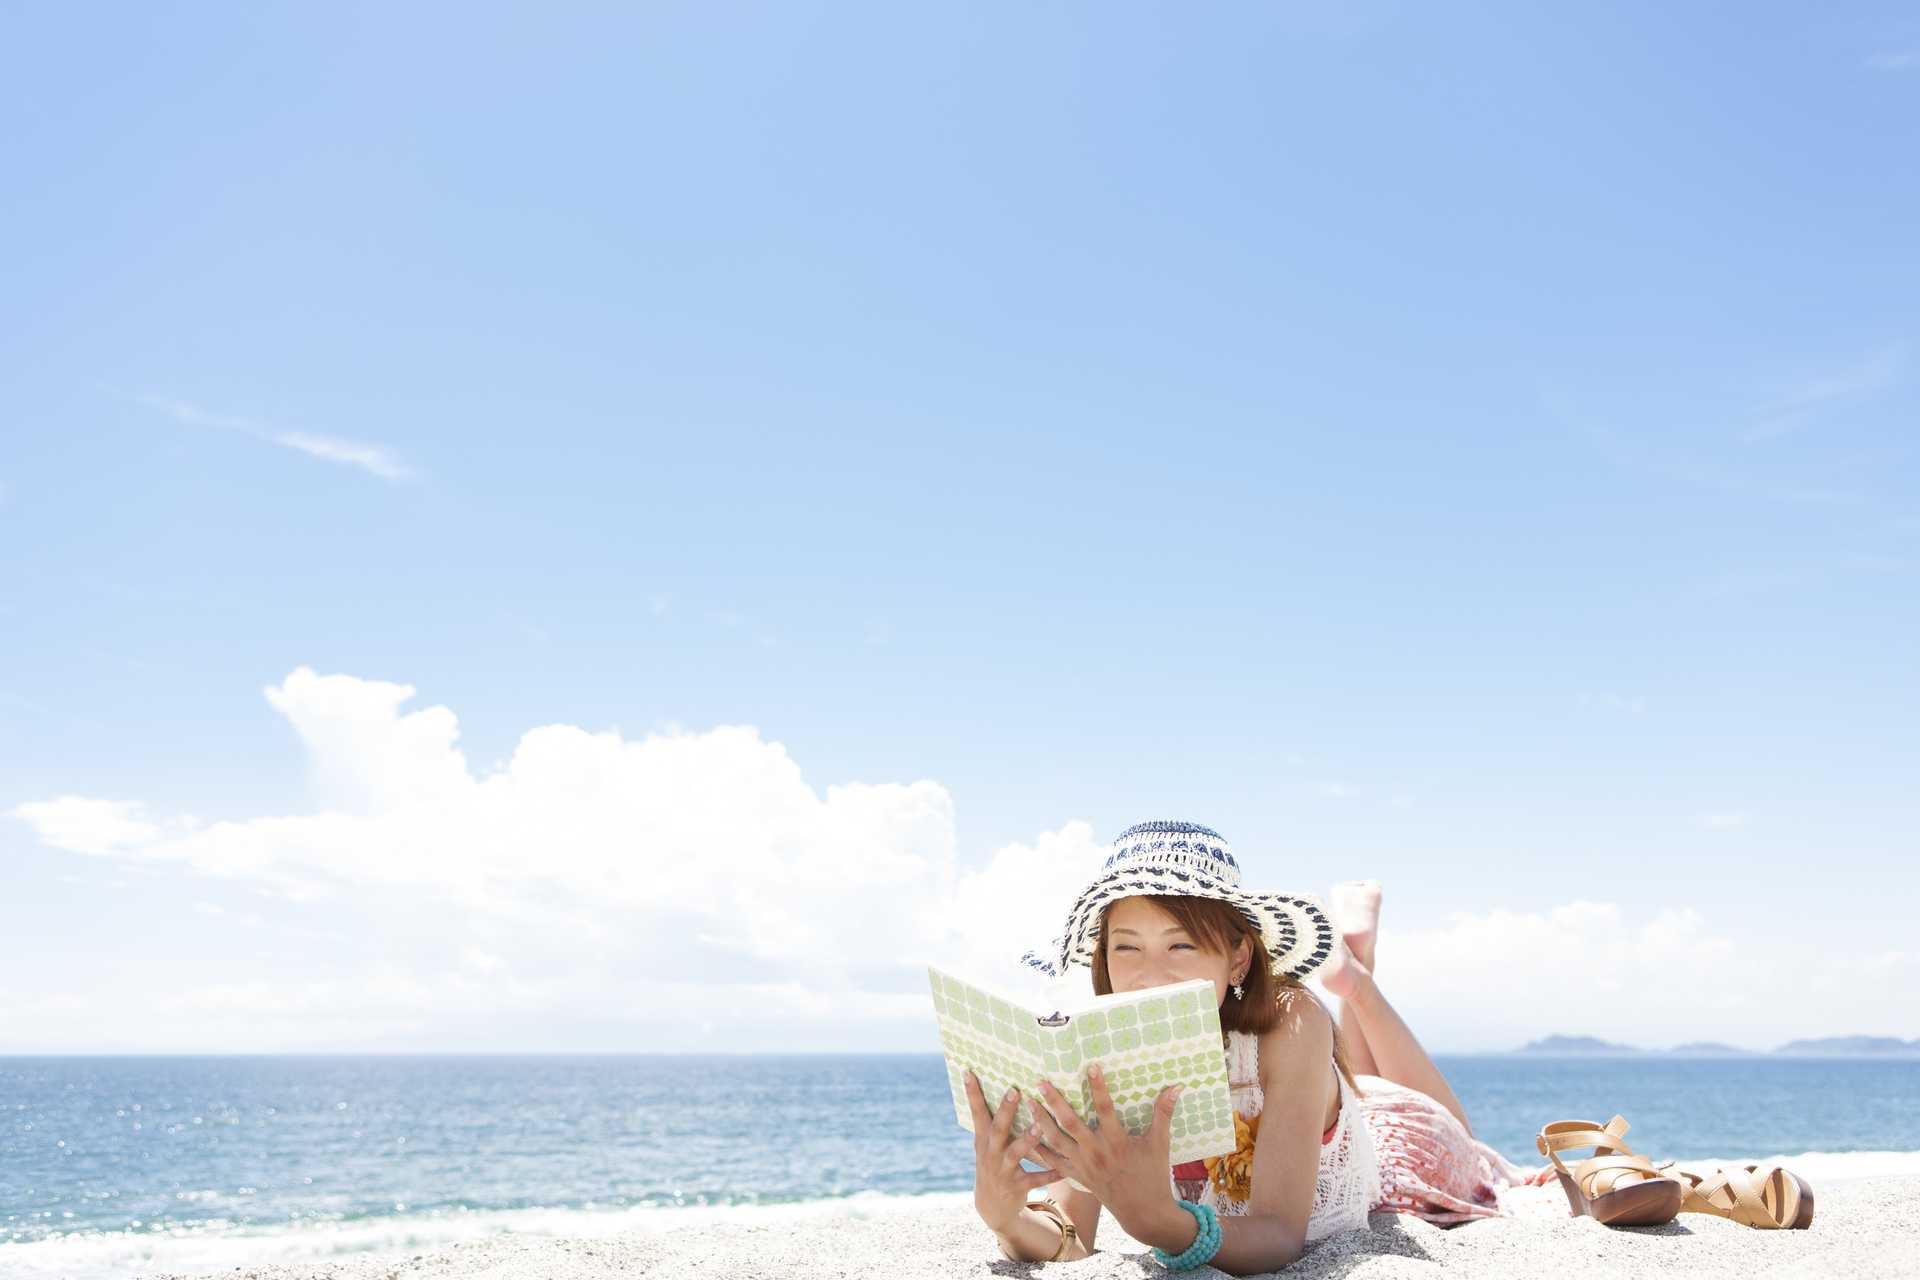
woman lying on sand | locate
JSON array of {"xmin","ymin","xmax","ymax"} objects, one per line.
[{"xmin": 965, "ymin": 819, "xmax": 1544, "ymax": 1275}]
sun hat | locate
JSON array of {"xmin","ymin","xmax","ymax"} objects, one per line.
[{"xmin": 1020, "ymin": 820, "xmax": 1335, "ymax": 981}]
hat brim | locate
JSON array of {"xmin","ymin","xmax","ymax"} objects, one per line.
[{"xmin": 1020, "ymin": 866, "xmax": 1334, "ymax": 982}]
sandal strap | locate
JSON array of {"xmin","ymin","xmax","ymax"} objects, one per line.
[
  {"xmin": 1564, "ymin": 1152, "xmax": 1670, "ymax": 1197},
  {"xmin": 1535, "ymin": 1115, "xmax": 1635, "ymax": 1174},
  {"xmin": 1675, "ymin": 1163, "xmax": 1802, "ymax": 1228}
]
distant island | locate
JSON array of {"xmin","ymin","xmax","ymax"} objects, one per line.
[
  {"xmin": 1774, "ymin": 1035, "xmax": 1920, "ymax": 1057},
  {"xmin": 1510, "ymin": 1033, "xmax": 1920, "ymax": 1057},
  {"xmin": 1667, "ymin": 1042, "xmax": 1754, "ymax": 1056},
  {"xmin": 1518, "ymin": 1034, "xmax": 1645, "ymax": 1056}
]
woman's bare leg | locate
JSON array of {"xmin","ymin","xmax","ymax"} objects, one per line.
[
  {"xmin": 1320, "ymin": 882, "xmax": 1472, "ymax": 1133},
  {"xmin": 1327, "ymin": 944, "xmax": 1379, "ymax": 1078},
  {"xmin": 1334, "ymin": 987, "xmax": 1380, "ymax": 1077},
  {"xmin": 1338, "ymin": 966, "xmax": 1472, "ymax": 1133},
  {"xmin": 1325, "ymin": 882, "xmax": 1382, "ymax": 1077}
]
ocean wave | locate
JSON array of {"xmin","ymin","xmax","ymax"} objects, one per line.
[{"xmin": 0, "ymin": 1190, "xmax": 977, "ymax": 1280}]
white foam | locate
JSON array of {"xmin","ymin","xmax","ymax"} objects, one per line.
[
  {"xmin": 0, "ymin": 1192, "xmax": 976, "ymax": 1280},
  {"xmin": 1666, "ymin": 1150, "xmax": 1920, "ymax": 1183}
]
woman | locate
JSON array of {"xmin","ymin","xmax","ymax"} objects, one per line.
[{"xmin": 964, "ymin": 820, "xmax": 1537, "ymax": 1274}]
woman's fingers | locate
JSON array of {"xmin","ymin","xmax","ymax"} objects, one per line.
[
  {"xmin": 1003, "ymin": 1127, "xmax": 1042, "ymax": 1163},
  {"xmin": 1087, "ymin": 1064, "xmax": 1120, "ymax": 1131},
  {"xmin": 1039, "ymin": 1079, "xmax": 1095, "ymax": 1145},
  {"xmin": 1003, "ymin": 1127, "xmax": 1049, "ymax": 1172},
  {"xmin": 962, "ymin": 1070, "xmax": 990, "ymax": 1136},
  {"xmin": 992, "ymin": 1085, "xmax": 1022, "ymax": 1143},
  {"xmin": 1147, "ymin": 1085, "xmax": 1184, "ymax": 1159},
  {"xmin": 1027, "ymin": 1098, "xmax": 1081, "ymax": 1175},
  {"xmin": 1026, "ymin": 1094, "xmax": 1064, "ymax": 1145},
  {"xmin": 965, "ymin": 1071, "xmax": 1025, "ymax": 1162}
]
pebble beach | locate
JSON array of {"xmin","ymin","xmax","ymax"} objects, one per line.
[{"xmin": 147, "ymin": 1173, "xmax": 1920, "ymax": 1280}]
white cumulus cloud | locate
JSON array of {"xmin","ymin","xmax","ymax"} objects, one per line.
[
  {"xmin": 16, "ymin": 670, "xmax": 1909, "ymax": 1054},
  {"xmin": 12, "ymin": 796, "xmax": 161, "ymax": 855},
  {"xmin": 8, "ymin": 668, "xmax": 1102, "ymax": 1049},
  {"xmin": 1338, "ymin": 901, "xmax": 1915, "ymax": 1052}
]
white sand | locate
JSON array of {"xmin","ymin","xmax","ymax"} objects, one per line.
[{"xmin": 151, "ymin": 1175, "xmax": 1920, "ymax": 1280}]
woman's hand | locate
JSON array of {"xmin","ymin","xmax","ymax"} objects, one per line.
[
  {"xmin": 962, "ymin": 1069, "xmax": 1056, "ymax": 1233},
  {"xmin": 1026, "ymin": 1064, "xmax": 1189, "ymax": 1244}
]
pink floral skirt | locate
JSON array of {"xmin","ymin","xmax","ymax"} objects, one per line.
[{"xmin": 1356, "ymin": 1076, "xmax": 1552, "ymax": 1225}]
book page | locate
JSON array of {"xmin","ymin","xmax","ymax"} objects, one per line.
[
  {"xmin": 1044, "ymin": 982, "xmax": 1238, "ymax": 1166},
  {"xmin": 928, "ymin": 966, "xmax": 1051, "ymax": 1141},
  {"xmin": 929, "ymin": 968, "xmax": 1237, "ymax": 1167}
]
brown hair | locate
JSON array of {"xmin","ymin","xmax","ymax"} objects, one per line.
[{"xmin": 1091, "ymin": 894, "xmax": 1358, "ymax": 1090}]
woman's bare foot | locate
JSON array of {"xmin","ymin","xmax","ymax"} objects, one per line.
[
  {"xmin": 1329, "ymin": 879, "xmax": 1382, "ymax": 972},
  {"xmin": 1317, "ymin": 933, "xmax": 1375, "ymax": 1001}
]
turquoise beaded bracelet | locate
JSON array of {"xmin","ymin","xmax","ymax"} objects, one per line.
[{"xmin": 1151, "ymin": 1198, "xmax": 1222, "ymax": 1271}]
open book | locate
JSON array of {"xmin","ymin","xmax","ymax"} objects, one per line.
[{"xmin": 928, "ymin": 965, "xmax": 1237, "ymax": 1177}]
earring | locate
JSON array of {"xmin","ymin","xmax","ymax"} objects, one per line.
[{"xmin": 1231, "ymin": 980, "xmax": 1245, "ymax": 1000}]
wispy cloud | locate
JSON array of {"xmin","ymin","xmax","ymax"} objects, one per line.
[
  {"xmin": 272, "ymin": 431, "xmax": 411, "ymax": 480},
  {"xmin": 1742, "ymin": 343, "xmax": 1906, "ymax": 442},
  {"xmin": 1866, "ymin": 52, "xmax": 1919, "ymax": 71},
  {"xmin": 138, "ymin": 395, "xmax": 413, "ymax": 481},
  {"xmin": 1549, "ymin": 373, "xmax": 1919, "ymax": 601}
]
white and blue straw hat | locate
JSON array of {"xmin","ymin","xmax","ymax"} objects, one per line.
[{"xmin": 1020, "ymin": 820, "xmax": 1335, "ymax": 982}]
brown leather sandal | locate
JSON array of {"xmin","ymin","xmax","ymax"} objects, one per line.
[
  {"xmin": 1658, "ymin": 1162, "xmax": 1815, "ymax": 1229},
  {"xmin": 1535, "ymin": 1116, "xmax": 1684, "ymax": 1227}
]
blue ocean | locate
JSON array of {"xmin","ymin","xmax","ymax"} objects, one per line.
[{"xmin": 4, "ymin": 1055, "xmax": 1917, "ymax": 1278}]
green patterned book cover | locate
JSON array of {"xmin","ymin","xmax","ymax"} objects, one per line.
[{"xmin": 927, "ymin": 966, "xmax": 1237, "ymax": 1172}]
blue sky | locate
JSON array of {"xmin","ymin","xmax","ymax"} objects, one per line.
[{"xmin": 3, "ymin": 2, "xmax": 1916, "ymax": 1053}]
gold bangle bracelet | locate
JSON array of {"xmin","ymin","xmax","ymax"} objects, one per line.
[{"xmin": 1024, "ymin": 1197, "xmax": 1077, "ymax": 1262}]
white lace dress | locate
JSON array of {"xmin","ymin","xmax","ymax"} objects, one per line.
[{"xmin": 1170, "ymin": 1029, "xmax": 1379, "ymax": 1243}]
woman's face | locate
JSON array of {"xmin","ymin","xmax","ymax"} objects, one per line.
[{"xmin": 1103, "ymin": 896, "xmax": 1252, "ymax": 1008}]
